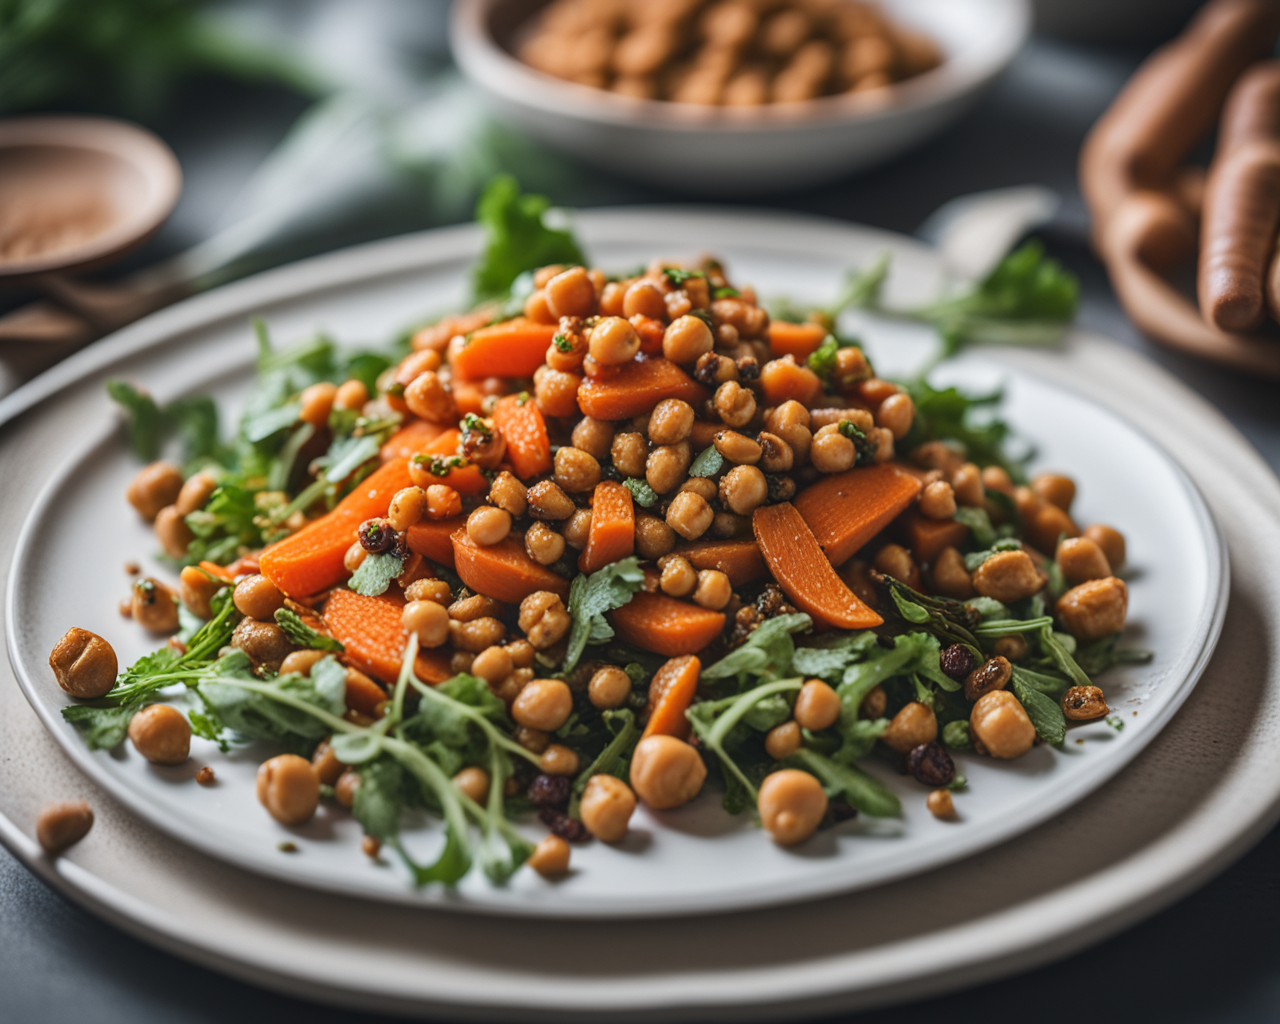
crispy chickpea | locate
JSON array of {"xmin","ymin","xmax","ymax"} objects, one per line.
[
  {"xmin": 964, "ymin": 655, "xmax": 1012, "ymax": 702},
  {"xmin": 662, "ymin": 315, "xmax": 715, "ymax": 365},
  {"xmin": 343, "ymin": 542, "xmax": 367, "ymax": 574},
  {"xmin": 875, "ymin": 392, "xmax": 915, "ymax": 440},
  {"xmin": 810, "ymin": 427, "xmax": 856, "ymax": 474},
  {"xmin": 588, "ymin": 316, "xmax": 641, "ymax": 366},
  {"xmin": 387, "ymin": 486, "xmax": 427, "ymax": 532},
  {"xmin": 483, "ymin": 472, "xmax": 526, "ymax": 520},
  {"xmin": 646, "ymin": 441, "xmax": 692, "ymax": 494},
  {"xmin": 298, "ymin": 381, "xmax": 338, "ymax": 428},
  {"xmin": 927, "ymin": 789, "xmax": 955, "ymax": 818},
  {"xmin": 1027, "ymin": 502, "xmax": 1079, "ymax": 554},
  {"xmin": 528, "ymin": 834, "xmax": 571, "ymax": 877},
  {"xmin": 512, "ymin": 720, "xmax": 546, "ymax": 752},
  {"xmin": 970, "ymin": 690, "xmax": 1036, "ymax": 759},
  {"xmin": 540, "ymin": 744, "xmax": 581, "ymax": 776},
  {"xmin": 580, "ymin": 775, "xmax": 637, "ymax": 842},
  {"xmin": 562, "ymin": 508, "xmax": 593, "ymax": 550},
  {"xmin": 1084, "ymin": 524, "xmax": 1127, "ymax": 569},
  {"xmin": 714, "ymin": 380, "xmax": 756, "ymax": 428},
  {"xmin": 861, "ymin": 684, "xmax": 887, "ymax": 719},
  {"xmin": 665, "ymin": 490, "xmax": 714, "ymax": 541},
  {"xmin": 524, "ymin": 288, "xmax": 555, "ymax": 324},
  {"xmin": 232, "ymin": 618, "xmax": 292, "ymax": 670},
  {"xmin": 680, "ymin": 476, "xmax": 718, "ymax": 502},
  {"xmin": 1056, "ymin": 577, "xmax": 1128, "ymax": 641},
  {"xmin": 471, "ymin": 645, "xmax": 514, "ymax": 686},
  {"xmin": 333, "ymin": 769, "xmax": 360, "ymax": 808},
  {"xmin": 919, "ymin": 480, "xmax": 957, "ymax": 520},
  {"xmin": 174, "ymin": 471, "xmax": 217, "ymax": 517},
  {"xmin": 931, "ymin": 547, "xmax": 974, "ymax": 600},
  {"xmin": 334, "ymin": 378, "xmax": 369, "ymax": 412},
  {"xmin": 233, "ymin": 574, "xmax": 284, "ymax": 621},
  {"xmin": 610, "ymin": 431, "xmax": 648, "ymax": 478},
  {"xmin": 718, "ymin": 464, "xmax": 767, "ymax": 515},
  {"xmin": 36, "ymin": 800, "xmax": 94, "ymax": 854},
  {"xmin": 453, "ymin": 766, "xmax": 490, "ymax": 804},
  {"xmin": 634, "ymin": 513, "xmax": 677, "ymax": 559},
  {"xmin": 126, "ymin": 461, "xmax": 184, "ymax": 521},
  {"xmin": 178, "ymin": 565, "xmax": 222, "ymax": 619},
  {"xmin": 451, "ymin": 616, "xmax": 507, "ymax": 653},
  {"xmin": 571, "ymin": 417, "xmax": 615, "ymax": 461},
  {"xmin": 466, "ymin": 505, "xmax": 512, "ymax": 547},
  {"xmin": 756, "ymin": 431, "xmax": 793, "ymax": 473},
  {"xmin": 127, "ymin": 704, "xmax": 190, "ymax": 765},
  {"xmin": 512, "ymin": 679, "xmax": 573, "ymax": 732},
  {"xmin": 394, "ymin": 348, "xmax": 442, "ymax": 385},
  {"xmin": 659, "ymin": 554, "xmax": 698, "ymax": 597},
  {"xmin": 451, "ymin": 651, "xmax": 476, "ymax": 675},
  {"xmin": 648, "ymin": 399, "xmax": 695, "ymax": 445},
  {"xmin": 758, "ymin": 769, "xmax": 827, "ymax": 846},
  {"xmin": 533, "ymin": 366, "xmax": 582, "ymax": 418},
  {"xmin": 794, "ymin": 679, "xmax": 841, "ymax": 731},
  {"xmin": 131, "ymin": 578, "xmax": 179, "ymax": 633},
  {"xmin": 589, "ymin": 666, "xmax": 632, "ymax": 709},
  {"xmin": 402, "ymin": 599, "xmax": 450, "ymax": 647},
  {"xmin": 280, "ymin": 649, "xmax": 325, "ymax": 677},
  {"xmin": 525, "ymin": 521, "xmax": 567, "ymax": 565},
  {"xmin": 527, "ymin": 480, "xmax": 576, "ymax": 521},
  {"xmin": 629, "ymin": 735, "xmax": 707, "ymax": 810},
  {"xmin": 982, "ymin": 465, "xmax": 1016, "ymax": 496},
  {"xmin": 714, "ymin": 429, "xmax": 761, "ymax": 465},
  {"xmin": 765, "ymin": 720, "xmax": 802, "ymax": 760},
  {"xmin": 425, "ymin": 484, "xmax": 463, "ymax": 520},
  {"xmin": 545, "ymin": 267, "xmax": 596, "ymax": 319},
  {"xmin": 519, "ymin": 591, "xmax": 572, "ymax": 649},
  {"xmin": 452, "ymin": 594, "xmax": 506, "ymax": 622},
  {"xmin": 310, "ymin": 739, "xmax": 345, "ymax": 786},
  {"xmin": 1057, "ymin": 536, "xmax": 1112, "ymax": 586},
  {"xmin": 1062, "ymin": 685, "xmax": 1110, "ymax": 721},
  {"xmin": 693, "ymin": 569, "xmax": 732, "ymax": 610},
  {"xmin": 1033, "ymin": 473, "xmax": 1076, "ymax": 512},
  {"xmin": 504, "ymin": 639, "xmax": 535, "ymax": 669},
  {"xmin": 874, "ymin": 544, "xmax": 920, "ymax": 589},
  {"xmin": 257, "ymin": 754, "xmax": 320, "ymax": 826},
  {"xmin": 950, "ymin": 463, "xmax": 984, "ymax": 507},
  {"xmin": 555, "ymin": 446, "xmax": 602, "ymax": 493},
  {"xmin": 405, "ymin": 578, "xmax": 451, "ymax": 605},
  {"xmin": 49, "ymin": 627, "xmax": 117, "ymax": 699},
  {"xmin": 881, "ymin": 701, "xmax": 938, "ymax": 753},
  {"xmin": 972, "ymin": 550, "xmax": 1043, "ymax": 603},
  {"xmin": 404, "ymin": 370, "xmax": 456, "ymax": 423},
  {"xmin": 622, "ymin": 279, "xmax": 667, "ymax": 319},
  {"xmin": 154, "ymin": 505, "xmax": 194, "ymax": 559}
]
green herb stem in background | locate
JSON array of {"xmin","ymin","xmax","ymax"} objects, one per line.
[{"xmin": 471, "ymin": 175, "xmax": 587, "ymax": 302}]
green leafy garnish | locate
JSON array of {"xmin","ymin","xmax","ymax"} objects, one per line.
[
  {"xmin": 663, "ymin": 268, "xmax": 705, "ymax": 286},
  {"xmin": 274, "ymin": 608, "xmax": 344, "ymax": 653},
  {"xmin": 622, "ymin": 476, "xmax": 659, "ymax": 508},
  {"xmin": 349, "ymin": 552, "xmax": 405, "ymax": 597},
  {"xmin": 471, "ymin": 175, "xmax": 586, "ymax": 302},
  {"xmin": 564, "ymin": 557, "xmax": 646, "ymax": 671},
  {"xmin": 688, "ymin": 445, "xmax": 725, "ymax": 478}
]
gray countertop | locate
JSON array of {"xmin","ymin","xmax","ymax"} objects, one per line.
[{"xmin": 2, "ymin": 24, "xmax": 1278, "ymax": 1024}]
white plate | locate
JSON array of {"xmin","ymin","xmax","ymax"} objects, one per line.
[{"xmin": 0, "ymin": 211, "xmax": 1274, "ymax": 1020}]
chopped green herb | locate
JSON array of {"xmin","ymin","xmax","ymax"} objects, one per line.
[
  {"xmin": 663, "ymin": 268, "xmax": 705, "ymax": 286},
  {"xmin": 712, "ymin": 286, "xmax": 740, "ymax": 299},
  {"xmin": 688, "ymin": 445, "xmax": 725, "ymax": 478},
  {"xmin": 564, "ymin": 557, "xmax": 646, "ymax": 671},
  {"xmin": 349, "ymin": 552, "xmax": 405, "ymax": 597},
  {"xmin": 622, "ymin": 476, "xmax": 659, "ymax": 508},
  {"xmin": 471, "ymin": 176, "xmax": 586, "ymax": 302},
  {"xmin": 274, "ymin": 609, "xmax": 344, "ymax": 653},
  {"xmin": 552, "ymin": 333, "xmax": 573, "ymax": 352}
]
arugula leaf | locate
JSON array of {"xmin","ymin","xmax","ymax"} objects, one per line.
[
  {"xmin": 564, "ymin": 557, "xmax": 646, "ymax": 670},
  {"xmin": 471, "ymin": 176, "xmax": 586, "ymax": 301},
  {"xmin": 352, "ymin": 756, "xmax": 409, "ymax": 841},
  {"xmin": 953, "ymin": 506, "xmax": 997, "ymax": 547},
  {"xmin": 789, "ymin": 747, "xmax": 900, "ymax": 818},
  {"xmin": 687, "ymin": 678, "xmax": 804, "ymax": 802},
  {"xmin": 791, "ymin": 631, "xmax": 879, "ymax": 681},
  {"xmin": 60, "ymin": 704, "xmax": 138, "ymax": 752},
  {"xmin": 1009, "ymin": 674, "xmax": 1067, "ymax": 745},
  {"xmin": 349, "ymin": 552, "xmax": 405, "ymax": 597},
  {"xmin": 274, "ymin": 608, "xmax": 344, "ymax": 653},
  {"xmin": 1074, "ymin": 635, "xmax": 1154, "ymax": 676},
  {"xmin": 701, "ymin": 613, "xmax": 812, "ymax": 683}
]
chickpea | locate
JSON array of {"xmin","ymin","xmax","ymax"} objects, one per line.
[
  {"xmin": 647, "ymin": 399, "xmax": 694, "ymax": 446},
  {"xmin": 571, "ymin": 417, "xmax": 615, "ymax": 461},
  {"xmin": 512, "ymin": 679, "xmax": 573, "ymax": 732},
  {"xmin": 665, "ymin": 490, "xmax": 714, "ymax": 541},
  {"xmin": 931, "ymin": 547, "xmax": 973, "ymax": 600},
  {"xmin": 505, "ymin": 639, "xmax": 536, "ymax": 669},
  {"xmin": 765, "ymin": 720, "xmax": 802, "ymax": 760},
  {"xmin": 658, "ymin": 554, "xmax": 698, "ymax": 597},
  {"xmin": 453, "ymin": 595, "xmax": 507, "ymax": 623},
  {"xmin": 554, "ymin": 446, "xmax": 602, "ymax": 494},
  {"xmin": 622, "ymin": 279, "xmax": 667, "ymax": 319},
  {"xmin": 1033, "ymin": 473, "xmax": 1076, "ymax": 512},
  {"xmin": 587, "ymin": 316, "xmax": 641, "ymax": 366},
  {"xmin": 662, "ymin": 315, "xmax": 715, "ymax": 365},
  {"xmin": 255, "ymin": 754, "xmax": 320, "ymax": 826},
  {"xmin": 404, "ymin": 370, "xmax": 457, "ymax": 423},
  {"xmin": 174, "ymin": 471, "xmax": 217, "ymax": 517},
  {"xmin": 680, "ymin": 476, "xmax": 718, "ymax": 502},
  {"xmin": 646, "ymin": 441, "xmax": 692, "ymax": 494},
  {"xmin": 387, "ymin": 486, "xmax": 427, "ymax": 532},
  {"xmin": 232, "ymin": 618, "xmax": 292, "ymax": 670},
  {"xmin": 405, "ymin": 578, "xmax": 452, "ymax": 605},
  {"xmin": 49, "ymin": 627, "xmax": 118, "ymax": 699},
  {"xmin": 513, "ymin": 720, "xmax": 547, "ymax": 751},
  {"xmin": 714, "ymin": 380, "xmax": 756, "ymax": 428},
  {"xmin": 527, "ymin": 480, "xmax": 576, "ymax": 521},
  {"xmin": 713, "ymin": 429, "xmax": 761, "ymax": 465},
  {"xmin": 280, "ymin": 649, "xmax": 326, "ymax": 676},
  {"xmin": 540, "ymin": 744, "xmax": 580, "ymax": 776},
  {"xmin": 545, "ymin": 267, "xmax": 596, "ymax": 319},
  {"xmin": 533, "ymin": 366, "xmax": 582, "ymax": 418},
  {"xmin": 297, "ymin": 381, "xmax": 338, "ymax": 428},
  {"xmin": 881, "ymin": 701, "xmax": 938, "ymax": 753},
  {"xmin": 951, "ymin": 463, "xmax": 984, "ymax": 507},
  {"xmin": 127, "ymin": 704, "xmax": 191, "ymax": 765},
  {"xmin": 718, "ymin": 464, "xmax": 768, "ymax": 515},
  {"xmin": 711, "ymin": 511, "xmax": 749, "ymax": 539},
  {"xmin": 1057, "ymin": 577, "xmax": 1128, "ymax": 641},
  {"xmin": 1062, "ymin": 685, "xmax": 1110, "ymax": 721},
  {"xmin": 810, "ymin": 428, "xmax": 855, "ymax": 474},
  {"xmin": 693, "ymin": 569, "xmax": 732, "ymax": 610},
  {"xmin": 861, "ymin": 684, "xmax": 887, "ymax": 719},
  {"xmin": 233, "ymin": 574, "xmax": 285, "ymax": 621},
  {"xmin": 580, "ymin": 775, "xmax": 637, "ymax": 842},
  {"xmin": 756, "ymin": 431, "xmax": 793, "ymax": 473},
  {"xmin": 126, "ymin": 461, "xmax": 184, "ymax": 521},
  {"xmin": 1084, "ymin": 524, "xmax": 1127, "ymax": 569},
  {"xmin": 919, "ymin": 480, "xmax": 957, "ymax": 520},
  {"xmin": 334, "ymin": 378, "xmax": 369, "ymax": 412},
  {"xmin": 403, "ymin": 599, "xmax": 451, "ymax": 647},
  {"xmin": 624, "ymin": 735, "xmax": 705, "ymax": 812},
  {"xmin": 343, "ymin": 542, "xmax": 367, "ymax": 574},
  {"xmin": 394, "ymin": 348, "xmax": 443, "ymax": 385},
  {"xmin": 758, "ymin": 769, "xmax": 828, "ymax": 846},
  {"xmin": 1057, "ymin": 536, "xmax": 1112, "ymax": 586},
  {"xmin": 527, "ymin": 834, "xmax": 571, "ymax": 877},
  {"xmin": 451, "ymin": 616, "xmax": 507, "ymax": 653},
  {"xmin": 794, "ymin": 679, "xmax": 841, "ymax": 731},
  {"xmin": 1014, "ymin": 485, "xmax": 1044, "ymax": 524},
  {"xmin": 36, "ymin": 800, "xmax": 95, "ymax": 854},
  {"xmin": 634, "ymin": 513, "xmax": 677, "ymax": 559},
  {"xmin": 1027, "ymin": 502, "xmax": 1079, "ymax": 554},
  {"xmin": 524, "ymin": 288, "xmax": 555, "ymax": 324},
  {"xmin": 424, "ymin": 484, "xmax": 463, "ymax": 520},
  {"xmin": 609, "ymin": 431, "xmax": 647, "ymax": 479},
  {"xmin": 964, "ymin": 655, "xmax": 1012, "ymax": 701},
  {"xmin": 588, "ymin": 666, "xmax": 632, "ymax": 709},
  {"xmin": 177, "ymin": 565, "xmax": 221, "ymax": 620},
  {"xmin": 875, "ymin": 392, "xmax": 915, "ymax": 440},
  {"xmin": 525, "ymin": 521, "xmax": 567, "ymax": 565},
  {"xmin": 970, "ymin": 690, "xmax": 1036, "ymax": 759},
  {"xmin": 563, "ymin": 508, "xmax": 593, "ymax": 550},
  {"xmin": 453, "ymin": 766, "xmax": 491, "ymax": 804},
  {"xmin": 519, "ymin": 591, "xmax": 572, "ymax": 649},
  {"xmin": 972, "ymin": 548, "xmax": 1042, "ymax": 602},
  {"xmin": 331, "ymin": 769, "xmax": 361, "ymax": 809},
  {"xmin": 128, "ymin": 577, "xmax": 178, "ymax": 634},
  {"xmin": 873, "ymin": 544, "xmax": 920, "ymax": 589},
  {"xmin": 982, "ymin": 465, "xmax": 1016, "ymax": 496},
  {"xmin": 154, "ymin": 505, "xmax": 194, "ymax": 559},
  {"xmin": 471, "ymin": 645, "xmax": 514, "ymax": 685},
  {"xmin": 310, "ymin": 739, "xmax": 345, "ymax": 786},
  {"xmin": 465, "ymin": 505, "xmax": 512, "ymax": 548},
  {"xmin": 927, "ymin": 789, "xmax": 956, "ymax": 818},
  {"xmin": 451, "ymin": 651, "xmax": 476, "ymax": 676}
]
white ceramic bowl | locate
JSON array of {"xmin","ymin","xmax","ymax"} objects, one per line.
[{"xmin": 451, "ymin": 0, "xmax": 1030, "ymax": 194}]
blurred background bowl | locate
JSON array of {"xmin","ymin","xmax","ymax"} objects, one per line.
[{"xmin": 452, "ymin": 0, "xmax": 1030, "ymax": 195}]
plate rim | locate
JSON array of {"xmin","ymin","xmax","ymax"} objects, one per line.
[{"xmin": 1, "ymin": 207, "xmax": 1229, "ymax": 920}]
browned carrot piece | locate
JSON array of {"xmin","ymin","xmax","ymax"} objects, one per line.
[
  {"xmin": 752, "ymin": 502, "xmax": 883, "ymax": 630},
  {"xmin": 450, "ymin": 317, "xmax": 558, "ymax": 380},
  {"xmin": 451, "ymin": 380, "xmax": 489, "ymax": 417},
  {"xmin": 675, "ymin": 539, "xmax": 767, "ymax": 585},
  {"xmin": 492, "ymin": 394, "xmax": 552, "ymax": 479},
  {"xmin": 259, "ymin": 458, "xmax": 414, "ymax": 599},
  {"xmin": 579, "ymin": 481, "xmax": 635, "ymax": 573},
  {"xmin": 895, "ymin": 509, "xmax": 970, "ymax": 564},
  {"xmin": 380, "ymin": 420, "xmax": 446, "ymax": 463},
  {"xmin": 609, "ymin": 591, "xmax": 726, "ymax": 656},
  {"xmin": 411, "ymin": 307, "xmax": 496, "ymax": 353},
  {"xmin": 344, "ymin": 667, "xmax": 388, "ymax": 718},
  {"xmin": 324, "ymin": 588, "xmax": 452, "ymax": 686},
  {"xmin": 405, "ymin": 516, "xmax": 464, "ymax": 567},
  {"xmin": 759, "ymin": 355, "xmax": 824, "ymax": 407},
  {"xmin": 413, "ymin": 430, "xmax": 488, "ymax": 495},
  {"xmin": 642, "ymin": 655, "xmax": 701, "ymax": 740},
  {"xmin": 577, "ymin": 357, "xmax": 709, "ymax": 421},
  {"xmin": 631, "ymin": 314, "xmax": 666, "ymax": 355},
  {"xmin": 768, "ymin": 320, "xmax": 828, "ymax": 360},
  {"xmin": 792, "ymin": 464, "xmax": 923, "ymax": 566},
  {"xmin": 451, "ymin": 530, "xmax": 571, "ymax": 604}
]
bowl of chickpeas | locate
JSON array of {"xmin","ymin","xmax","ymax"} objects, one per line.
[{"xmin": 452, "ymin": 0, "xmax": 1030, "ymax": 192}]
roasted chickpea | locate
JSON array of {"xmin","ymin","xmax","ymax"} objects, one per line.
[
  {"xmin": 765, "ymin": 720, "xmax": 802, "ymax": 760},
  {"xmin": 680, "ymin": 476, "xmax": 718, "ymax": 502},
  {"xmin": 972, "ymin": 550, "xmax": 1042, "ymax": 603},
  {"xmin": 1056, "ymin": 577, "xmax": 1128, "ymax": 641},
  {"xmin": 36, "ymin": 800, "xmax": 94, "ymax": 854},
  {"xmin": 540, "ymin": 744, "xmax": 580, "ymax": 776},
  {"xmin": 875, "ymin": 392, "xmax": 915, "ymax": 440},
  {"xmin": 809, "ymin": 427, "xmax": 855, "ymax": 474},
  {"xmin": 405, "ymin": 578, "xmax": 451, "ymax": 605},
  {"xmin": 173, "ymin": 471, "xmax": 217, "ymax": 517},
  {"xmin": 718, "ymin": 464, "xmax": 767, "ymax": 515},
  {"xmin": 756, "ymin": 431, "xmax": 793, "ymax": 473},
  {"xmin": 982, "ymin": 464, "xmax": 1016, "ymax": 496},
  {"xmin": 931, "ymin": 547, "xmax": 973, "ymax": 600},
  {"xmin": 589, "ymin": 666, "xmax": 632, "ymax": 709},
  {"xmin": 297, "ymin": 381, "xmax": 338, "ymax": 428},
  {"xmin": 580, "ymin": 775, "xmax": 637, "ymax": 842},
  {"xmin": 424, "ymin": 484, "xmax": 463, "ymax": 519},
  {"xmin": 1033, "ymin": 473, "xmax": 1076, "ymax": 512},
  {"xmin": 403, "ymin": 370, "xmax": 456, "ymax": 423},
  {"xmin": 927, "ymin": 789, "xmax": 955, "ymax": 818},
  {"xmin": 505, "ymin": 639, "xmax": 536, "ymax": 669},
  {"xmin": 555, "ymin": 446, "xmax": 602, "ymax": 493},
  {"xmin": 546, "ymin": 266, "xmax": 596, "ymax": 318},
  {"xmin": 693, "ymin": 569, "xmax": 732, "ymax": 610},
  {"xmin": 950, "ymin": 463, "xmax": 984, "ymax": 507},
  {"xmin": 525, "ymin": 521, "xmax": 567, "ymax": 565},
  {"xmin": 333, "ymin": 769, "xmax": 361, "ymax": 808},
  {"xmin": 403, "ymin": 599, "xmax": 451, "ymax": 647},
  {"xmin": 177, "ymin": 565, "xmax": 222, "ymax": 620},
  {"xmin": 662, "ymin": 315, "xmax": 715, "ymax": 365},
  {"xmin": 964, "ymin": 655, "xmax": 1012, "ymax": 701},
  {"xmin": 280, "ymin": 649, "xmax": 326, "ymax": 676},
  {"xmin": 232, "ymin": 618, "xmax": 292, "ymax": 670},
  {"xmin": 659, "ymin": 554, "xmax": 698, "ymax": 597},
  {"xmin": 256, "ymin": 754, "xmax": 320, "ymax": 826},
  {"xmin": 153, "ymin": 505, "xmax": 194, "ymax": 559},
  {"xmin": 1084, "ymin": 524, "xmax": 1127, "ymax": 568},
  {"xmin": 49, "ymin": 627, "xmax": 118, "ymax": 699},
  {"xmin": 471, "ymin": 645, "xmax": 514, "ymax": 686},
  {"xmin": 343, "ymin": 542, "xmax": 367, "ymax": 574},
  {"xmin": 519, "ymin": 591, "xmax": 572, "ymax": 649},
  {"xmin": 128, "ymin": 704, "xmax": 190, "ymax": 765},
  {"xmin": 714, "ymin": 429, "xmax": 761, "ymax": 465},
  {"xmin": 646, "ymin": 441, "xmax": 692, "ymax": 494},
  {"xmin": 453, "ymin": 766, "xmax": 490, "ymax": 804},
  {"xmin": 563, "ymin": 508, "xmax": 593, "ymax": 550},
  {"xmin": 1057, "ymin": 536, "xmax": 1112, "ymax": 586},
  {"xmin": 533, "ymin": 366, "xmax": 582, "ymax": 418},
  {"xmin": 873, "ymin": 544, "xmax": 920, "ymax": 589},
  {"xmin": 512, "ymin": 679, "xmax": 574, "ymax": 731},
  {"xmin": 466, "ymin": 505, "xmax": 512, "ymax": 547},
  {"xmin": 527, "ymin": 480, "xmax": 576, "ymax": 521},
  {"xmin": 334, "ymin": 378, "xmax": 369, "ymax": 412},
  {"xmin": 1062, "ymin": 685, "xmax": 1110, "ymax": 721},
  {"xmin": 970, "ymin": 690, "xmax": 1036, "ymax": 759},
  {"xmin": 453, "ymin": 594, "xmax": 507, "ymax": 623},
  {"xmin": 451, "ymin": 616, "xmax": 507, "ymax": 653},
  {"xmin": 648, "ymin": 398, "xmax": 695, "ymax": 445},
  {"xmin": 794, "ymin": 679, "xmax": 841, "ymax": 731},
  {"xmin": 919, "ymin": 480, "xmax": 957, "ymax": 520},
  {"xmin": 310, "ymin": 739, "xmax": 345, "ymax": 786},
  {"xmin": 571, "ymin": 417, "xmax": 615, "ymax": 461},
  {"xmin": 610, "ymin": 431, "xmax": 648, "ymax": 478},
  {"xmin": 588, "ymin": 316, "xmax": 641, "ymax": 365},
  {"xmin": 881, "ymin": 701, "xmax": 938, "ymax": 753},
  {"xmin": 512, "ymin": 720, "xmax": 546, "ymax": 751},
  {"xmin": 758, "ymin": 769, "xmax": 828, "ymax": 846},
  {"xmin": 714, "ymin": 380, "xmax": 756, "ymax": 428},
  {"xmin": 665, "ymin": 490, "xmax": 714, "ymax": 541},
  {"xmin": 233, "ymin": 574, "xmax": 284, "ymax": 622},
  {"xmin": 1026, "ymin": 502, "xmax": 1079, "ymax": 554},
  {"xmin": 451, "ymin": 651, "xmax": 476, "ymax": 676},
  {"xmin": 634, "ymin": 513, "xmax": 677, "ymax": 559},
  {"xmin": 622, "ymin": 279, "xmax": 667, "ymax": 319},
  {"xmin": 387, "ymin": 486, "xmax": 427, "ymax": 532},
  {"xmin": 125, "ymin": 577, "xmax": 177, "ymax": 634},
  {"xmin": 861, "ymin": 684, "xmax": 888, "ymax": 719},
  {"xmin": 629, "ymin": 735, "xmax": 707, "ymax": 810},
  {"xmin": 126, "ymin": 462, "xmax": 184, "ymax": 521},
  {"xmin": 528, "ymin": 834, "xmax": 571, "ymax": 877},
  {"xmin": 524, "ymin": 288, "xmax": 555, "ymax": 323}
]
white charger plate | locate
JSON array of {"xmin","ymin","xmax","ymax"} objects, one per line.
[{"xmin": 4, "ymin": 210, "xmax": 1225, "ymax": 919}]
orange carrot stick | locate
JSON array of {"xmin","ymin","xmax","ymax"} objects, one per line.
[
  {"xmin": 792, "ymin": 464, "xmax": 923, "ymax": 566},
  {"xmin": 450, "ymin": 317, "xmax": 558, "ymax": 380},
  {"xmin": 451, "ymin": 530, "xmax": 571, "ymax": 604},
  {"xmin": 609, "ymin": 591, "xmax": 726, "ymax": 656},
  {"xmin": 380, "ymin": 420, "xmax": 446, "ymax": 463},
  {"xmin": 642, "ymin": 655, "xmax": 701, "ymax": 740},
  {"xmin": 411, "ymin": 307, "xmax": 496, "ymax": 353},
  {"xmin": 492, "ymin": 394, "xmax": 552, "ymax": 479},
  {"xmin": 577, "ymin": 357, "xmax": 709, "ymax": 421},
  {"xmin": 322, "ymin": 588, "xmax": 451, "ymax": 687},
  {"xmin": 759, "ymin": 355, "xmax": 824, "ymax": 407},
  {"xmin": 675, "ymin": 539, "xmax": 767, "ymax": 586},
  {"xmin": 752, "ymin": 502, "xmax": 883, "ymax": 629},
  {"xmin": 768, "ymin": 320, "xmax": 829, "ymax": 360},
  {"xmin": 579, "ymin": 480, "xmax": 635, "ymax": 573},
  {"xmin": 405, "ymin": 516, "xmax": 464, "ymax": 567}
]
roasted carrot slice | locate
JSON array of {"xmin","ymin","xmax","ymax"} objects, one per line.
[
  {"xmin": 752, "ymin": 502, "xmax": 883, "ymax": 629},
  {"xmin": 344, "ymin": 666, "xmax": 389, "ymax": 718},
  {"xmin": 609, "ymin": 591, "xmax": 726, "ymax": 656},
  {"xmin": 405, "ymin": 516, "xmax": 464, "ymax": 567},
  {"xmin": 412, "ymin": 430, "xmax": 488, "ymax": 495},
  {"xmin": 450, "ymin": 317, "xmax": 558, "ymax": 380},
  {"xmin": 380, "ymin": 420, "xmax": 446, "ymax": 463},
  {"xmin": 768, "ymin": 320, "xmax": 829, "ymax": 360},
  {"xmin": 451, "ymin": 380, "xmax": 489, "ymax": 417},
  {"xmin": 630, "ymin": 314, "xmax": 666, "ymax": 355},
  {"xmin": 675, "ymin": 539, "xmax": 767, "ymax": 586},
  {"xmin": 793, "ymin": 464, "xmax": 923, "ymax": 566},
  {"xmin": 579, "ymin": 480, "xmax": 635, "ymax": 573},
  {"xmin": 451, "ymin": 530, "xmax": 571, "ymax": 604},
  {"xmin": 411, "ymin": 307, "xmax": 496, "ymax": 353},
  {"xmin": 322, "ymin": 588, "xmax": 452, "ymax": 687},
  {"xmin": 895, "ymin": 509, "xmax": 970, "ymax": 564},
  {"xmin": 642, "ymin": 654, "xmax": 701, "ymax": 740},
  {"xmin": 577, "ymin": 357, "xmax": 709, "ymax": 421},
  {"xmin": 759, "ymin": 355, "xmax": 824, "ymax": 407},
  {"xmin": 492, "ymin": 394, "xmax": 552, "ymax": 479},
  {"xmin": 259, "ymin": 458, "xmax": 413, "ymax": 599},
  {"xmin": 197, "ymin": 560, "xmax": 236, "ymax": 584}
]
